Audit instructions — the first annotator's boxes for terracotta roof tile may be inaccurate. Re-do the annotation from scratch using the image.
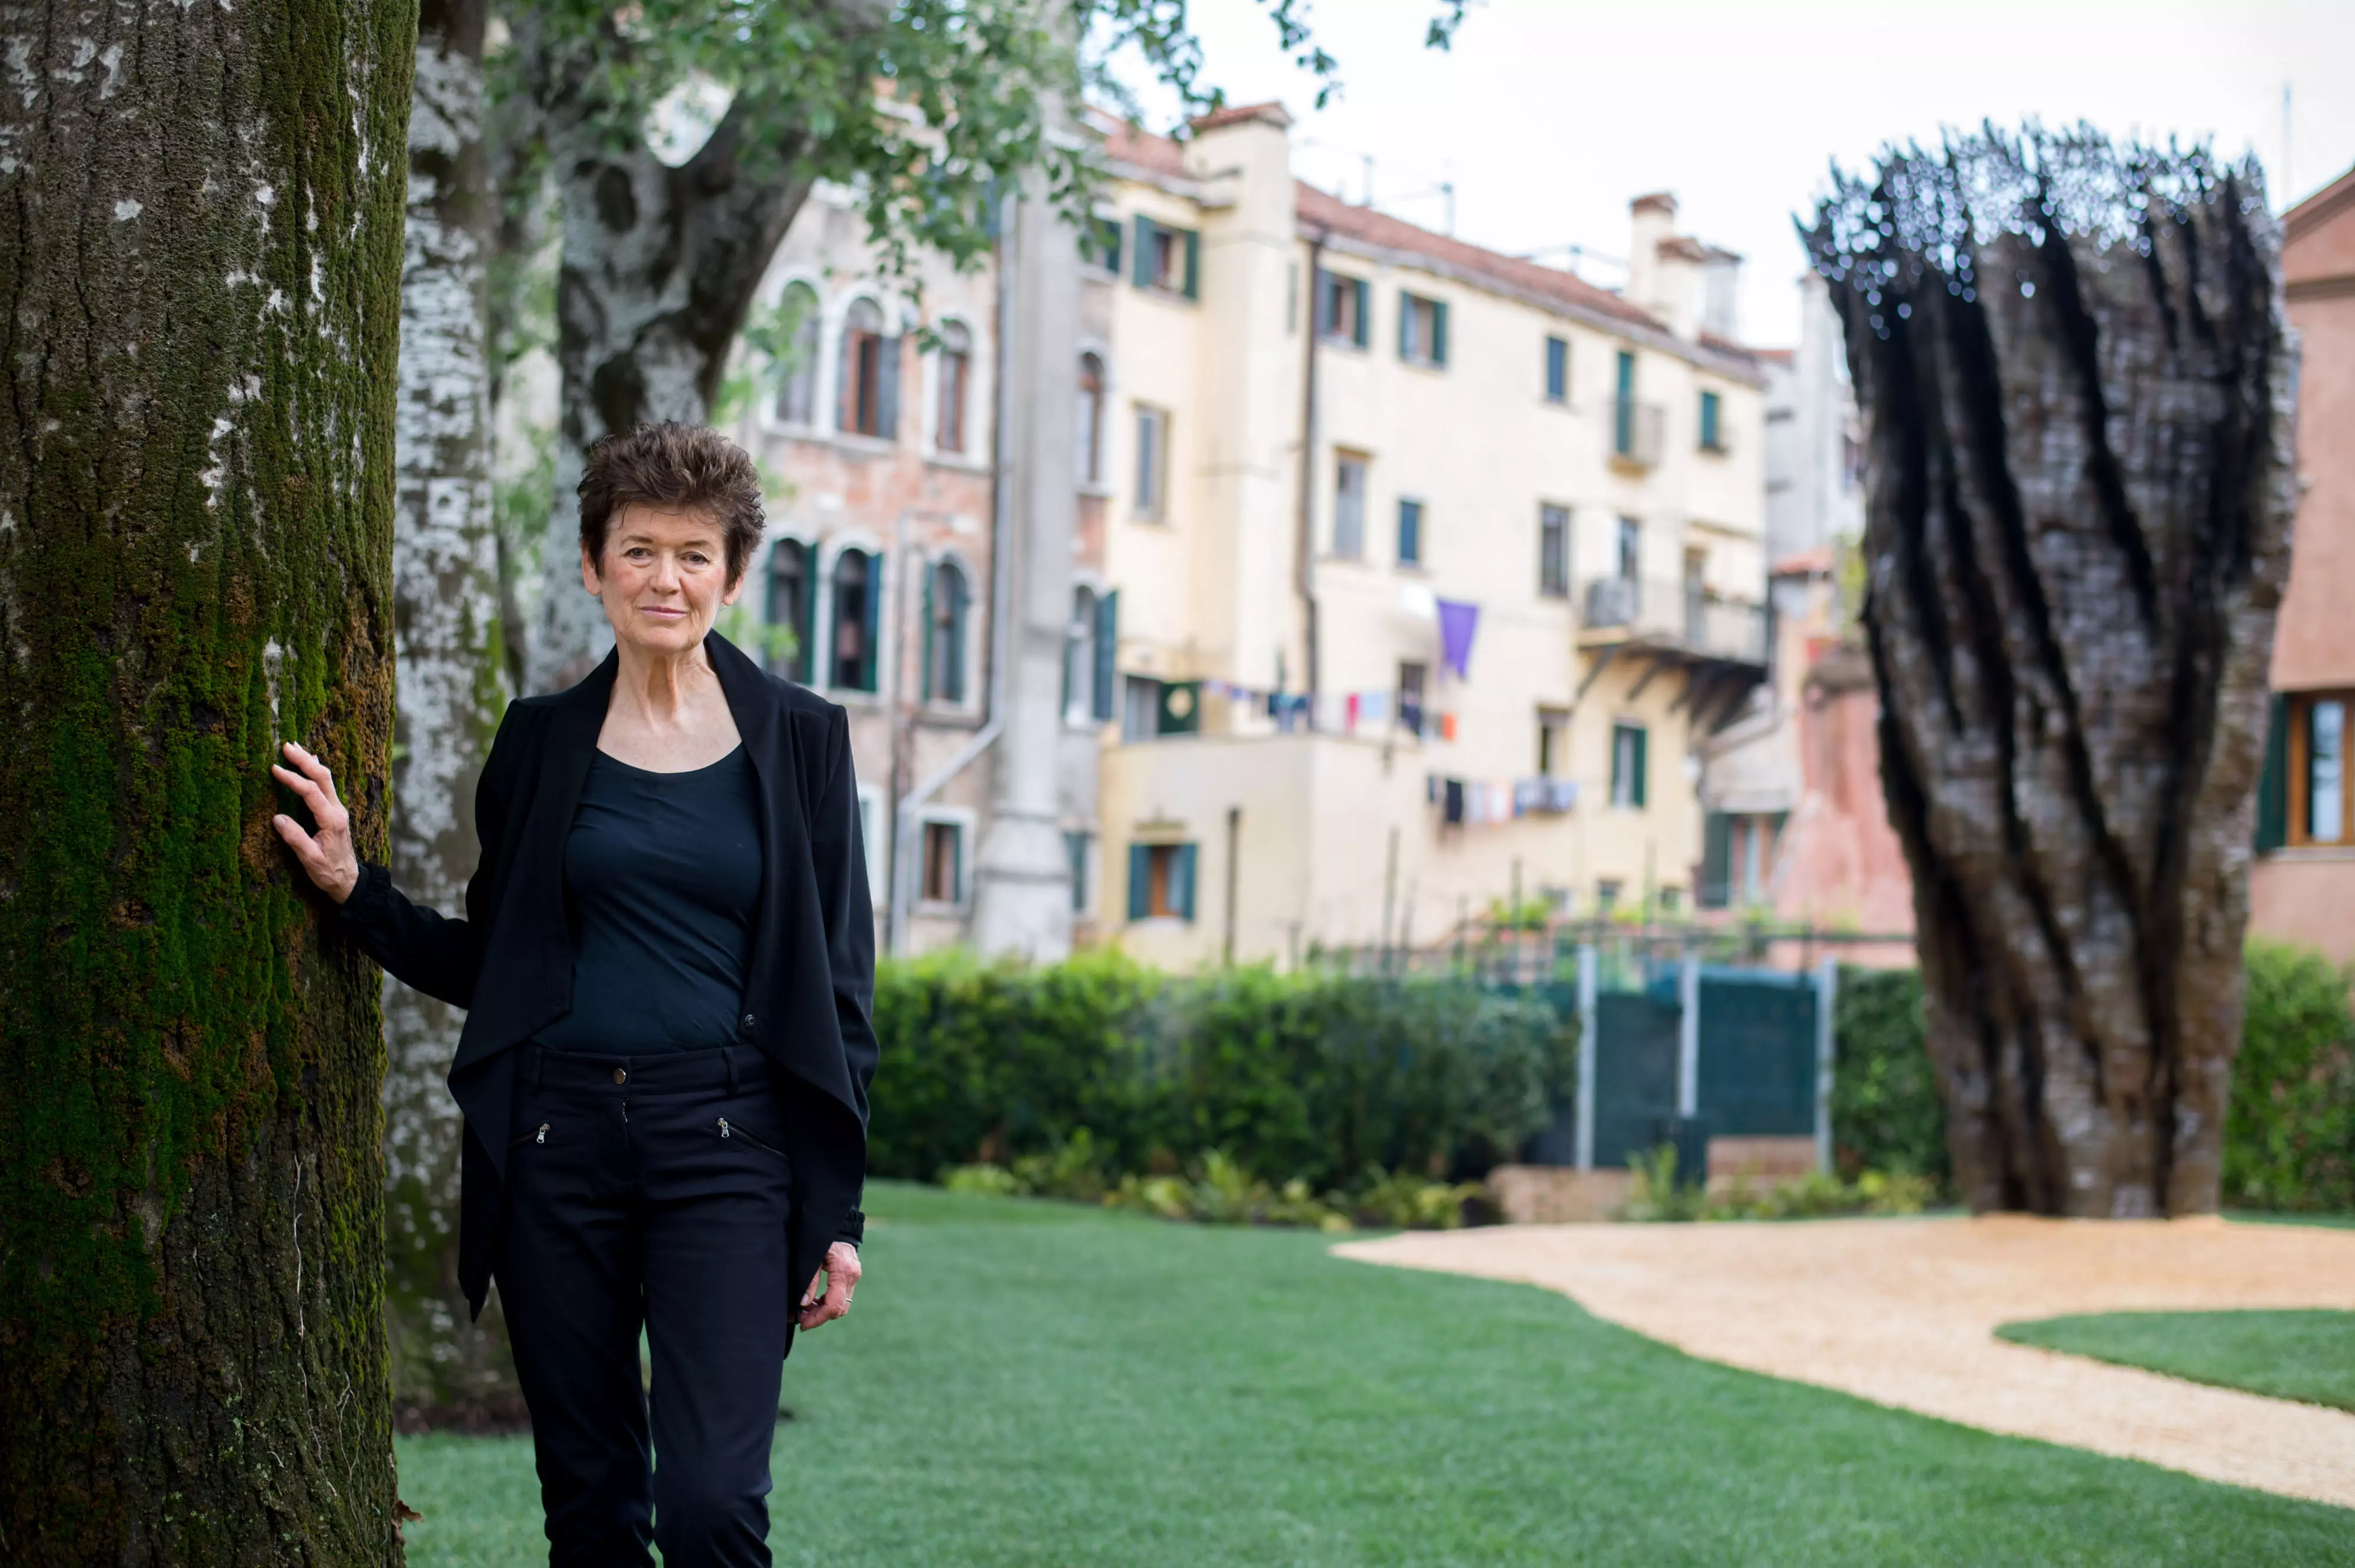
[1099,116,1188,180]
[1189,101,1292,133]
[1294,181,1659,331]
[1098,117,1766,356]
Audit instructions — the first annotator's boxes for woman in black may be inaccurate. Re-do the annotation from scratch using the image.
[270,423,877,1567]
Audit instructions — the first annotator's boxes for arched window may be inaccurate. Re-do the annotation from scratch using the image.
[925,558,970,704]
[831,548,880,692]
[764,538,811,682]
[935,320,971,455]
[1063,585,1097,720]
[1075,352,1105,484]
[839,299,895,439]
[772,281,821,426]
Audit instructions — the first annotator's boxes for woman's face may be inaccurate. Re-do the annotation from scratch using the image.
[581,503,743,657]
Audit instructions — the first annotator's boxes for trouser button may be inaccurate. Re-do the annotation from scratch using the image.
[612,1068,627,1085]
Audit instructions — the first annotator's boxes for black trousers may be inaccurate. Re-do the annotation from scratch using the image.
[497,1045,797,1567]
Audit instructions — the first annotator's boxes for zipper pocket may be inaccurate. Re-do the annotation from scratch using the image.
[717,1117,786,1158]
[509,1122,548,1148]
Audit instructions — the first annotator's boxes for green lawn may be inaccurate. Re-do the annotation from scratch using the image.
[398,1184,2354,1566]
[1998,1310,2355,1414]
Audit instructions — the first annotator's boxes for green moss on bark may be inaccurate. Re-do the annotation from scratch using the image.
[0,1,416,1559]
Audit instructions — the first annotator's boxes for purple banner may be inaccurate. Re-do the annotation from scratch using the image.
[1437,598,1480,679]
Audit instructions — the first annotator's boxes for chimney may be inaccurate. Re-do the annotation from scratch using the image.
[1627,192,1676,317]
[1699,247,1743,342]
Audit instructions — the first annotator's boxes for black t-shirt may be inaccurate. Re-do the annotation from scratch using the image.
[533,744,764,1054]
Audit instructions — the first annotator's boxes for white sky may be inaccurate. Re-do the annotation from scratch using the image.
[1109,0,2355,347]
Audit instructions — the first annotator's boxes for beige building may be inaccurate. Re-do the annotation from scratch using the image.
[1085,106,1770,968]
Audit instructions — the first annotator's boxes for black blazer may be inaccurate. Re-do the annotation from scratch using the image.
[337,630,878,1339]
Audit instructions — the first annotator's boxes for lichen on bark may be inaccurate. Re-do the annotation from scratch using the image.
[1803,128,2295,1217]
[0,1,416,1557]
[387,0,523,1426]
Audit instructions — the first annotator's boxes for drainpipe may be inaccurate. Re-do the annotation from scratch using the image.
[890,195,1016,955]
[1295,230,1326,718]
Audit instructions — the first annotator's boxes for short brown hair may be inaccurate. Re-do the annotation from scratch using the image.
[578,423,765,585]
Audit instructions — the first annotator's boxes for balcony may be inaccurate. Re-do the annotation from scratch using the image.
[1610,397,1665,471]
[1579,576,1767,668]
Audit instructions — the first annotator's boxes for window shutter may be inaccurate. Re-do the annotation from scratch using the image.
[950,824,965,904]
[1399,295,1414,360]
[1313,270,1331,336]
[1127,844,1150,921]
[1093,589,1119,722]
[1132,216,1156,289]
[1174,844,1198,922]
[1352,279,1369,348]
[1157,679,1201,736]
[1631,727,1648,807]
[1431,299,1448,367]
[2256,694,2288,851]
[920,563,936,700]
[1701,812,1732,907]
[1182,228,1199,299]
[863,552,884,692]
[875,336,901,440]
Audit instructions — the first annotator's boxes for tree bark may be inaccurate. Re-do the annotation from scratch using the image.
[516,29,815,692]
[387,0,520,1426]
[1806,135,2296,1217]
[0,2,413,1559]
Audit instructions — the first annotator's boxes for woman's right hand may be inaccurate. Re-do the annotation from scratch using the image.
[270,741,361,904]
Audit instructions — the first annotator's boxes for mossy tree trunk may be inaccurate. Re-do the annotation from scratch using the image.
[386,0,522,1428]
[1806,131,2296,1217]
[0,1,414,1559]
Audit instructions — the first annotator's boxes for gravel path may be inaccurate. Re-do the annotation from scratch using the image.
[1336,1215,2355,1509]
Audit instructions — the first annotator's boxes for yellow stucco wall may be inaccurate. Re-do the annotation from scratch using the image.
[1093,112,1766,966]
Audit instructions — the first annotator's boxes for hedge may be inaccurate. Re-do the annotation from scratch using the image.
[1826,946,2355,1210]
[2227,940,2355,1212]
[868,950,1577,1190]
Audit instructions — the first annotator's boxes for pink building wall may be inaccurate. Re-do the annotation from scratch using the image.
[2251,164,2355,962]
[1771,645,1916,959]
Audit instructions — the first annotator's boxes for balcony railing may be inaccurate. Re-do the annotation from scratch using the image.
[1580,576,1766,665]
[1610,397,1665,470]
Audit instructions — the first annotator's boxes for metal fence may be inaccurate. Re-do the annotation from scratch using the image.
[1309,922,1916,1175]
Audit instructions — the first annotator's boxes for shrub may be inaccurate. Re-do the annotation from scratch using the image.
[869,955,1573,1200]
[1830,966,1948,1186]
[2227,941,2355,1213]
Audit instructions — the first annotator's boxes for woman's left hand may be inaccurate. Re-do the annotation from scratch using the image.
[798,1241,860,1331]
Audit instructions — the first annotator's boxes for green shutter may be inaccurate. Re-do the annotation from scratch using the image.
[1174,843,1198,921]
[1399,294,1414,360]
[1313,269,1332,336]
[1352,279,1369,348]
[1127,844,1150,921]
[2256,694,2288,851]
[863,552,884,692]
[1616,349,1635,397]
[1157,679,1201,736]
[875,335,900,440]
[1182,228,1199,299]
[1701,811,1732,907]
[1632,726,1648,807]
[1132,216,1156,289]
[920,563,936,700]
[1093,589,1119,722]
[1431,299,1448,366]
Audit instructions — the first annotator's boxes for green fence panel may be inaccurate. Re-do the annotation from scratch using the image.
[1696,972,1817,1136]
[1593,990,1681,1168]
